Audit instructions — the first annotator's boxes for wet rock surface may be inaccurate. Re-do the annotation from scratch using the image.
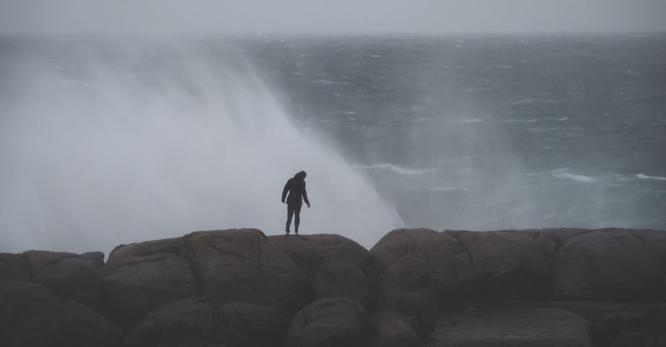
[270,234,375,308]
[0,280,122,347]
[1,228,665,346]
[124,297,287,347]
[287,297,370,347]
[22,250,103,310]
[426,306,592,347]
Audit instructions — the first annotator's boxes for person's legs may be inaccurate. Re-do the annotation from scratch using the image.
[294,203,302,234]
[286,204,295,234]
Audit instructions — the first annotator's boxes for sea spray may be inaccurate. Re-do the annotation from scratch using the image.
[0,38,402,253]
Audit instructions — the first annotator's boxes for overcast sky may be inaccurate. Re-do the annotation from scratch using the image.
[1,0,665,34]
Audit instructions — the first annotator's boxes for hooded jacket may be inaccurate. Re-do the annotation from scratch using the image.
[282,171,310,206]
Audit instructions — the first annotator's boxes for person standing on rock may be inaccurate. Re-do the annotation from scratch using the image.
[282,170,310,235]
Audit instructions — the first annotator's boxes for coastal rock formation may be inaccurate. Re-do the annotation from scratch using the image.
[0,280,122,347]
[286,297,369,347]
[0,253,31,281]
[104,246,200,329]
[553,230,661,300]
[427,306,592,347]
[370,311,419,347]
[124,297,287,347]
[185,229,306,316]
[1,227,665,347]
[377,256,437,336]
[22,250,103,310]
[269,234,375,308]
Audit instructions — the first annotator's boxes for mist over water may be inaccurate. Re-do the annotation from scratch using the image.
[0,37,402,253]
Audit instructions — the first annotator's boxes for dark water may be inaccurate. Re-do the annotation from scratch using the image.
[242,34,666,230]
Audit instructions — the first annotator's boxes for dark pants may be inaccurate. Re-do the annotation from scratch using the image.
[286,202,302,234]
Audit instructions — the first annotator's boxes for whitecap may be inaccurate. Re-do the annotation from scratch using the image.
[458,118,484,123]
[637,173,666,181]
[354,163,434,176]
[552,169,599,183]
[426,186,463,192]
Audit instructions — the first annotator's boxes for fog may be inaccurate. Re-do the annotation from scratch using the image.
[1,0,665,34]
[0,39,402,252]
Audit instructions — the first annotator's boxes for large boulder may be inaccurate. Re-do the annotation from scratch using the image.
[108,237,186,260]
[427,306,592,347]
[22,250,102,310]
[370,311,418,347]
[634,230,666,299]
[543,301,666,347]
[0,280,122,347]
[103,249,200,329]
[447,230,551,299]
[124,297,287,347]
[81,251,105,269]
[553,230,661,300]
[270,234,375,307]
[371,229,475,299]
[287,297,370,347]
[372,229,551,308]
[185,229,306,316]
[378,256,437,337]
[0,253,31,281]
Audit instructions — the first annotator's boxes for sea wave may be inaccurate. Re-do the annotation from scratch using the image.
[426,186,464,192]
[637,173,666,181]
[354,163,434,176]
[458,118,485,123]
[552,168,599,183]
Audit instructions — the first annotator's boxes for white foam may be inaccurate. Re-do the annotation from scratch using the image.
[426,186,463,192]
[458,118,484,123]
[637,173,666,181]
[552,169,599,183]
[354,163,434,176]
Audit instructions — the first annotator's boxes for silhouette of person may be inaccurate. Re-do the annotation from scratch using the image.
[282,170,310,234]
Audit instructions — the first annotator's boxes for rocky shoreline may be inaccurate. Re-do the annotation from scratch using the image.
[1,228,665,346]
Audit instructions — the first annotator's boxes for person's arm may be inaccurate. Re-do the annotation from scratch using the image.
[282,180,289,203]
[303,181,310,207]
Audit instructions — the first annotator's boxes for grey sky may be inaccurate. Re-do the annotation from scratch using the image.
[1,0,665,34]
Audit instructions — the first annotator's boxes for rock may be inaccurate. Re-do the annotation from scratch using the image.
[287,297,370,347]
[103,251,200,329]
[371,229,475,302]
[378,256,437,337]
[108,237,186,261]
[370,311,418,347]
[270,234,375,307]
[0,280,122,347]
[543,301,666,347]
[553,230,661,300]
[185,229,306,316]
[125,297,287,347]
[427,306,592,347]
[81,251,105,269]
[0,253,31,281]
[123,297,219,347]
[529,229,594,259]
[22,250,102,310]
[448,230,551,299]
[218,302,289,347]
[634,230,666,299]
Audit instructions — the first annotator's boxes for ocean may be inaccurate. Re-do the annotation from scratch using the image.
[1,34,664,251]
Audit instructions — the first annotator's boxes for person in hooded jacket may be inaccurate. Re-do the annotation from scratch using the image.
[281,170,310,234]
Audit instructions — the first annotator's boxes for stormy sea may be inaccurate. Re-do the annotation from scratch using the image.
[1,34,665,252]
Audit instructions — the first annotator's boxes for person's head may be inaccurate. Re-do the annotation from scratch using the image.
[295,170,307,180]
